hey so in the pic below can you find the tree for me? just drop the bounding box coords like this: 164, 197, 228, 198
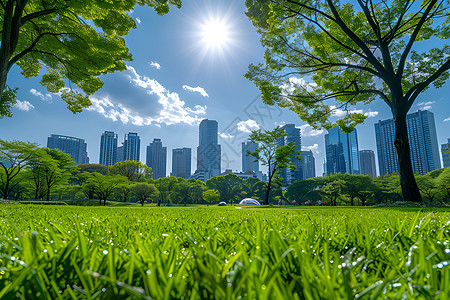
171, 181, 190, 205
24, 148, 51, 200
206, 173, 244, 205
320, 179, 344, 206
84, 173, 124, 206
187, 179, 207, 204
131, 182, 158, 206
416, 174, 439, 202
0, 139, 37, 198
0, 0, 181, 117
77, 164, 109, 175
285, 178, 319, 204
245, 0, 450, 202
40, 148, 76, 201
155, 176, 182, 206
247, 127, 301, 205
109, 160, 151, 181
203, 189, 220, 205
436, 168, 450, 203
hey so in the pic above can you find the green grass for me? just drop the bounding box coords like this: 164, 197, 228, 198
0, 205, 449, 299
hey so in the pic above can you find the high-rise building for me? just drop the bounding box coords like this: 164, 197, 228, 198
375, 110, 441, 175
359, 150, 377, 178
325, 126, 360, 175
172, 148, 192, 179
99, 131, 118, 166
300, 150, 316, 179
242, 141, 259, 174
123, 132, 140, 162
146, 138, 167, 179
117, 145, 124, 163
47, 134, 89, 165
277, 124, 302, 185
196, 119, 221, 181
442, 138, 450, 168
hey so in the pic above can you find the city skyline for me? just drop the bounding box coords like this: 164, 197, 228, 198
39, 109, 448, 180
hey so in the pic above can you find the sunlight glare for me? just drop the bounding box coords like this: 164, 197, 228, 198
200, 18, 231, 50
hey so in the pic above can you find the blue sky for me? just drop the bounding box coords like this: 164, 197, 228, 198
1, 0, 450, 176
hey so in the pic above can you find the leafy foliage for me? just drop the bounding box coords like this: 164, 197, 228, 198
0, 0, 181, 117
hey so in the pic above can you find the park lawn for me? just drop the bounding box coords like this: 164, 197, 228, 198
0, 204, 449, 299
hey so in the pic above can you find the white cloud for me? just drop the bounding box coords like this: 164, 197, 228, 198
219, 132, 234, 139
182, 85, 209, 97
417, 101, 435, 110
330, 106, 378, 118
364, 111, 379, 118
87, 66, 206, 126
13, 100, 34, 111
298, 124, 324, 137
302, 144, 320, 154
444, 116, 450, 122
149, 61, 161, 69
30, 88, 52, 102
237, 119, 260, 133
136, 17, 141, 24
280, 77, 317, 95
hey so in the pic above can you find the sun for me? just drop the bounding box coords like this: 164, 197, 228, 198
200, 18, 231, 50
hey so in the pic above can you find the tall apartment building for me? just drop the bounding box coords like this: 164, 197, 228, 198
195, 119, 221, 181
47, 134, 89, 165
359, 150, 377, 178
146, 138, 167, 179
325, 126, 360, 175
172, 148, 192, 179
300, 150, 316, 180
242, 141, 259, 173
123, 132, 140, 162
99, 131, 118, 166
442, 138, 450, 168
375, 110, 441, 175
277, 124, 302, 185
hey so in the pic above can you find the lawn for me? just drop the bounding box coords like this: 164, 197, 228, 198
0, 204, 449, 299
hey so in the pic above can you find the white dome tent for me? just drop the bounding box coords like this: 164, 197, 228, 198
238, 198, 261, 206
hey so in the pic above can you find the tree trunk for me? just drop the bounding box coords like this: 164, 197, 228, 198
393, 112, 422, 202
265, 179, 271, 205
0, 0, 25, 100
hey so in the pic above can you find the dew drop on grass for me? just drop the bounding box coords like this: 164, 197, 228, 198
103, 250, 108, 255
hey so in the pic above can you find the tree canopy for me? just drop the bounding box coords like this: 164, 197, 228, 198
245, 0, 450, 202
247, 127, 301, 205
0, 0, 181, 117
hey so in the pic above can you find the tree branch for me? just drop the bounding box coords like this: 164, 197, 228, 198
405, 58, 450, 106
398, 0, 439, 77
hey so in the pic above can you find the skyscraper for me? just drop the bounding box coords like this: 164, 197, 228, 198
146, 138, 167, 179
123, 132, 140, 162
99, 131, 118, 166
196, 119, 221, 181
277, 124, 302, 185
359, 150, 377, 178
172, 148, 191, 179
375, 110, 441, 175
117, 145, 124, 163
442, 138, 450, 168
325, 126, 360, 175
47, 134, 89, 165
242, 141, 259, 174
300, 150, 316, 179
